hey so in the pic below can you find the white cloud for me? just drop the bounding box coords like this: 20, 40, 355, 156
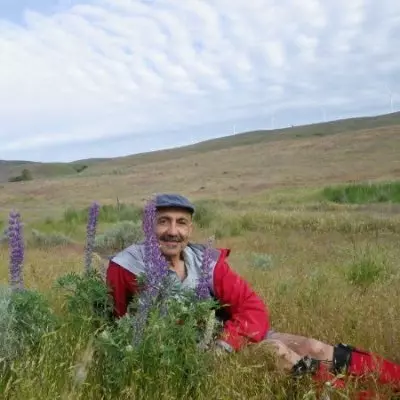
0, 0, 399, 159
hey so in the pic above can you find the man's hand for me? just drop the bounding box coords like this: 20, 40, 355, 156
210, 339, 233, 357
212, 344, 227, 358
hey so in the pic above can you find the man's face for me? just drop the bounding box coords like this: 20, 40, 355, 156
154, 207, 193, 258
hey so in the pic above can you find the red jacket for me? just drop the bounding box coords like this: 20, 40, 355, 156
106, 247, 270, 351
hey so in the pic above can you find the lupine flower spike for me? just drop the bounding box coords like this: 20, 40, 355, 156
8, 210, 24, 291
84, 201, 100, 274
142, 197, 169, 299
132, 196, 169, 347
196, 235, 215, 300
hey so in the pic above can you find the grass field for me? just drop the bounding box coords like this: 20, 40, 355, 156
1, 114, 400, 399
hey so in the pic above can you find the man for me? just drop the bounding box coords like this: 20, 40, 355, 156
106, 193, 400, 397
106, 193, 270, 352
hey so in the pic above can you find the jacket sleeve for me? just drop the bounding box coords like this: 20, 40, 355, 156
212, 256, 270, 351
106, 260, 139, 317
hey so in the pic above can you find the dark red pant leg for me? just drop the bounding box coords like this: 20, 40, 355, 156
333, 344, 400, 394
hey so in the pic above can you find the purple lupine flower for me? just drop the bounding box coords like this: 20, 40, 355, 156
132, 196, 169, 346
141, 197, 169, 298
195, 236, 215, 300
8, 210, 24, 291
84, 201, 100, 274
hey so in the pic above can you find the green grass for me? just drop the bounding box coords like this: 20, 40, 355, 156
26, 203, 144, 241
345, 244, 392, 288
63, 203, 143, 225
321, 180, 400, 204
17, 199, 400, 250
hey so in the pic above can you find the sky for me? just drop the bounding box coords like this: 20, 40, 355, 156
0, 0, 399, 162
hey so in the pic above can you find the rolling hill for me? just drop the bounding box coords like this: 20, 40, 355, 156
1, 110, 400, 184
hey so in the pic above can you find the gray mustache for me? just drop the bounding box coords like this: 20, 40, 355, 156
160, 236, 181, 242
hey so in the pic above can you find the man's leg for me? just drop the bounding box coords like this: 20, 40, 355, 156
267, 332, 334, 361
261, 337, 347, 392
267, 332, 400, 394
259, 338, 303, 371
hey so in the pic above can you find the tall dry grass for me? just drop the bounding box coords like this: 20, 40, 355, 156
0, 183, 400, 399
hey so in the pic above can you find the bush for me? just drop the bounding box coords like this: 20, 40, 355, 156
73, 164, 88, 173
0, 285, 16, 362
8, 168, 33, 183
48, 271, 217, 398
322, 181, 400, 204
94, 221, 144, 253
0, 287, 58, 364
28, 229, 74, 248
0, 227, 8, 244
56, 270, 112, 323
193, 201, 219, 228
91, 291, 217, 398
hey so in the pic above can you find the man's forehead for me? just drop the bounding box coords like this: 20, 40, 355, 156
156, 207, 192, 218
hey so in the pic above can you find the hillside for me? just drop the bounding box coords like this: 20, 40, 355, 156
1, 110, 400, 184
1, 110, 400, 400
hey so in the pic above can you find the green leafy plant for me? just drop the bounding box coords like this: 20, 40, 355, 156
7, 289, 58, 354
56, 270, 113, 325
94, 221, 144, 253
92, 290, 220, 398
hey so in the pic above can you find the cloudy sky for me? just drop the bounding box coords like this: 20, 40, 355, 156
0, 0, 399, 162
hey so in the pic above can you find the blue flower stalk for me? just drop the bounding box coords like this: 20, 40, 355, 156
132, 196, 169, 347
84, 201, 100, 274
8, 210, 24, 291
195, 236, 214, 300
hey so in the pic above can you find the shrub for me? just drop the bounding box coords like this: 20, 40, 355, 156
8, 289, 58, 352
56, 270, 113, 324
92, 291, 218, 398
0, 285, 16, 362
0, 227, 8, 244
193, 201, 219, 228
52, 261, 219, 398
28, 229, 74, 248
8, 168, 33, 183
0, 286, 58, 365
94, 221, 144, 253
73, 164, 88, 173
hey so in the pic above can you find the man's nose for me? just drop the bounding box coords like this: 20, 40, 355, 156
166, 221, 178, 235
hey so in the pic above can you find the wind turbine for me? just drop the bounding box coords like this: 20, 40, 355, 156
385, 84, 395, 113
321, 107, 327, 122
